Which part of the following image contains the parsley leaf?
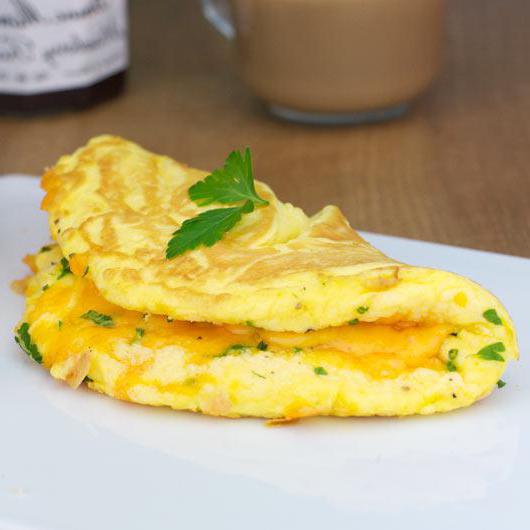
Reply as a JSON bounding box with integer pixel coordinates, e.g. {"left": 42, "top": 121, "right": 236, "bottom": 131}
{"left": 483, "top": 309, "right": 502, "bottom": 325}
{"left": 446, "top": 349, "right": 459, "bottom": 371}
{"left": 81, "top": 310, "right": 114, "bottom": 328}
{"left": 348, "top": 318, "right": 359, "bottom": 326}
{"left": 357, "top": 306, "right": 369, "bottom": 314}
{"left": 257, "top": 340, "right": 268, "bottom": 351}
{"left": 215, "top": 344, "right": 248, "bottom": 358}
{"left": 497, "top": 379, "right": 507, "bottom": 389}
{"left": 57, "top": 257, "right": 71, "bottom": 279}
{"left": 447, "top": 361, "right": 457, "bottom": 372}
{"left": 476, "top": 342, "right": 505, "bottom": 362}
{"left": 166, "top": 148, "right": 269, "bottom": 259}
{"left": 166, "top": 201, "right": 254, "bottom": 259}
{"left": 15, "top": 322, "right": 42, "bottom": 364}
{"left": 131, "top": 327, "right": 145, "bottom": 344}
{"left": 189, "top": 148, "right": 269, "bottom": 207}
{"left": 448, "top": 348, "right": 459, "bottom": 360}
{"left": 314, "top": 366, "right": 328, "bottom": 376}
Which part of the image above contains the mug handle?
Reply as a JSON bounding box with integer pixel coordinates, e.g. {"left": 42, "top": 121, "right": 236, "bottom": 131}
{"left": 201, "top": 0, "right": 235, "bottom": 39}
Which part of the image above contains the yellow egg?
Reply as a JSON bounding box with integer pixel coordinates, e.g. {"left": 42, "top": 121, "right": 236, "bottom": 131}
{"left": 12, "top": 136, "right": 518, "bottom": 419}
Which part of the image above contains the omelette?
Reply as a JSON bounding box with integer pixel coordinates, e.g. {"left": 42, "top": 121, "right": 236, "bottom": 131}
{"left": 15, "top": 135, "right": 518, "bottom": 418}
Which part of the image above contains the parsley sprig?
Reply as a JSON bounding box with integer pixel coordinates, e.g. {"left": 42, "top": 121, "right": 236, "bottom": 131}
{"left": 189, "top": 149, "right": 268, "bottom": 206}
{"left": 166, "top": 148, "right": 268, "bottom": 259}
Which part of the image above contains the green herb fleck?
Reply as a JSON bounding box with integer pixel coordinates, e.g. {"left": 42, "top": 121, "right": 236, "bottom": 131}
{"left": 81, "top": 310, "right": 114, "bottom": 328}
{"left": 497, "top": 379, "right": 506, "bottom": 388}
{"left": 57, "top": 320, "right": 63, "bottom": 330}
{"left": 245, "top": 320, "right": 256, "bottom": 327}
{"left": 483, "top": 309, "right": 502, "bottom": 326}
{"left": 348, "top": 318, "right": 359, "bottom": 326}
{"left": 131, "top": 327, "right": 145, "bottom": 344}
{"left": 357, "top": 306, "right": 369, "bottom": 314}
{"left": 40, "top": 245, "right": 52, "bottom": 253}
{"left": 447, "top": 361, "right": 458, "bottom": 372}
{"left": 15, "top": 323, "right": 42, "bottom": 364}
{"left": 251, "top": 370, "right": 266, "bottom": 379}
{"left": 215, "top": 344, "right": 247, "bottom": 358}
{"left": 166, "top": 148, "right": 269, "bottom": 258}
{"left": 257, "top": 340, "right": 268, "bottom": 351}
{"left": 293, "top": 347, "right": 303, "bottom": 353}
{"left": 42, "top": 284, "right": 49, "bottom": 291}
{"left": 448, "top": 348, "right": 458, "bottom": 360}
{"left": 84, "top": 376, "right": 93, "bottom": 383}
{"left": 57, "top": 257, "right": 71, "bottom": 279}
{"left": 446, "top": 348, "right": 459, "bottom": 371}
{"left": 476, "top": 342, "right": 505, "bottom": 362}
{"left": 314, "top": 366, "right": 328, "bottom": 376}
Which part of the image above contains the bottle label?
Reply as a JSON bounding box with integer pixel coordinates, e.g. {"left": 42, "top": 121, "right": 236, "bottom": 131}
{"left": 0, "top": 0, "right": 128, "bottom": 95}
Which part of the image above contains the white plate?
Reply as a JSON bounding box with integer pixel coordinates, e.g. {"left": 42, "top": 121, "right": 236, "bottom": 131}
{"left": 1, "top": 175, "right": 529, "bottom": 530}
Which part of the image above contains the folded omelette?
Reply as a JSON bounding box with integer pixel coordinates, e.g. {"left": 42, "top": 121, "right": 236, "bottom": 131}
{"left": 15, "top": 135, "right": 518, "bottom": 418}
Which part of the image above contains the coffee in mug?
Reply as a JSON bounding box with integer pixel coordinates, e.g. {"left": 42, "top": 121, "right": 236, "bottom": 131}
{"left": 202, "top": 0, "right": 445, "bottom": 124}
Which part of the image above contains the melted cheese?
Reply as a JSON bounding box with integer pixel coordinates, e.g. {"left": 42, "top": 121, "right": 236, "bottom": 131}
{"left": 69, "top": 253, "right": 89, "bottom": 276}
{"left": 26, "top": 272, "right": 451, "bottom": 385}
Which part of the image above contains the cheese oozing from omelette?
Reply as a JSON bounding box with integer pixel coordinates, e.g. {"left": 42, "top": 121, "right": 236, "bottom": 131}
{"left": 16, "top": 246, "right": 516, "bottom": 418}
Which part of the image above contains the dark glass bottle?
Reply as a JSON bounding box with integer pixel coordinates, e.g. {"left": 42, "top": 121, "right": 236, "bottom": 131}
{"left": 0, "top": 0, "right": 128, "bottom": 113}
